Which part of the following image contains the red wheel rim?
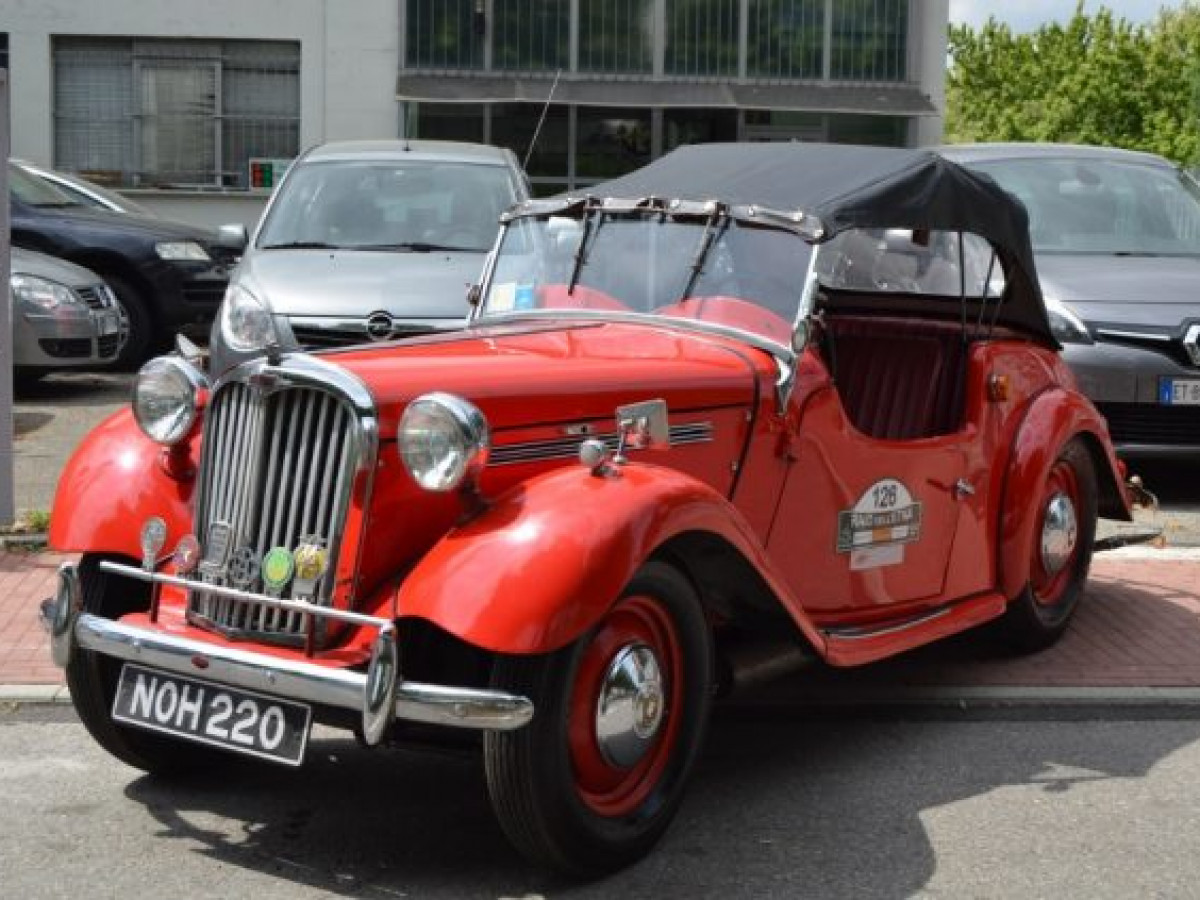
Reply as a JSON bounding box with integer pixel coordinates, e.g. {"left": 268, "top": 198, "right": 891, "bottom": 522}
{"left": 568, "top": 594, "right": 684, "bottom": 818}
{"left": 1030, "top": 459, "right": 1081, "bottom": 607}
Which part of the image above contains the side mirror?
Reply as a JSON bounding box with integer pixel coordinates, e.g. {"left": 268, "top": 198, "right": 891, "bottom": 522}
{"left": 217, "top": 223, "right": 249, "bottom": 252}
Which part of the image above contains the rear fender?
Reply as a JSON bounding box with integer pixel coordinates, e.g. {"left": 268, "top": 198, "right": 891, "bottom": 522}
{"left": 394, "top": 463, "right": 825, "bottom": 655}
{"left": 49, "top": 409, "right": 198, "bottom": 557}
{"left": 998, "top": 388, "right": 1129, "bottom": 600}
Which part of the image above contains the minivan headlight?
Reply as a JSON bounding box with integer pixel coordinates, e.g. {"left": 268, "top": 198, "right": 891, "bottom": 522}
{"left": 219, "top": 283, "right": 276, "bottom": 352}
{"left": 133, "top": 357, "right": 208, "bottom": 445}
{"left": 398, "top": 393, "right": 489, "bottom": 492}
{"left": 1046, "top": 297, "right": 1093, "bottom": 345}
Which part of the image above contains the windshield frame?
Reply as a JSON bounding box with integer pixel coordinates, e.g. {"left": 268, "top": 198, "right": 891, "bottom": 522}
{"left": 472, "top": 195, "right": 826, "bottom": 360}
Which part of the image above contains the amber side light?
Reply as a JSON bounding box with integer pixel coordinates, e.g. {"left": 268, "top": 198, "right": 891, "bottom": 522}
{"left": 987, "top": 374, "right": 1010, "bottom": 402}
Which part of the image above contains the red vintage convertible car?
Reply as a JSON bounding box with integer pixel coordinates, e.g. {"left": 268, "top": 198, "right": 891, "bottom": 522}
{"left": 42, "top": 142, "right": 1133, "bottom": 876}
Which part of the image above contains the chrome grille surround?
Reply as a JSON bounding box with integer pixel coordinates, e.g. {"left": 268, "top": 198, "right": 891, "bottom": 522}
{"left": 189, "top": 354, "right": 378, "bottom": 646}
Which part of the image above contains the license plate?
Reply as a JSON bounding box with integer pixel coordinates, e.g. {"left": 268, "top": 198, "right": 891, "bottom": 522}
{"left": 112, "top": 664, "right": 312, "bottom": 766}
{"left": 1159, "top": 378, "right": 1200, "bottom": 406}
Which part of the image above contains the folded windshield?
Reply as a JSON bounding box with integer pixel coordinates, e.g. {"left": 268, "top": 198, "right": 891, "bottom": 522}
{"left": 482, "top": 208, "right": 811, "bottom": 345}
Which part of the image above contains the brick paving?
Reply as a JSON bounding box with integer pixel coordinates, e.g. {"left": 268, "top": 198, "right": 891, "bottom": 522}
{"left": 2, "top": 550, "right": 1199, "bottom": 692}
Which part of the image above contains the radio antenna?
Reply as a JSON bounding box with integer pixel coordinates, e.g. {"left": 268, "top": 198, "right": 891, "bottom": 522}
{"left": 524, "top": 69, "right": 562, "bottom": 171}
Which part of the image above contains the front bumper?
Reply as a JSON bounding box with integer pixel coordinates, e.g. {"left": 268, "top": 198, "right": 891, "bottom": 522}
{"left": 1063, "top": 341, "right": 1200, "bottom": 457}
{"left": 15, "top": 308, "right": 122, "bottom": 367}
{"left": 41, "top": 562, "right": 533, "bottom": 742}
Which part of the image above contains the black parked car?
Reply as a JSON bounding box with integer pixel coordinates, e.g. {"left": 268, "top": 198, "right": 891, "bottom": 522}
{"left": 8, "top": 161, "right": 234, "bottom": 365}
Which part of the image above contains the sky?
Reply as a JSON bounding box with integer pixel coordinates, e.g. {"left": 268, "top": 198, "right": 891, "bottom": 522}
{"left": 949, "top": 0, "right": 1183, "bottom": 32}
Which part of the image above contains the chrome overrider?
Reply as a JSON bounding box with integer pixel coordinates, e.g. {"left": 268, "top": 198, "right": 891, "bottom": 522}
{"left": 41, "top": 561, "right": 534, "bottom": 743}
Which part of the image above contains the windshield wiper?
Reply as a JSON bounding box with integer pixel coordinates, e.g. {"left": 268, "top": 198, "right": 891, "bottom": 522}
{"left": 566, "top": 211, "right": 602, "bottom": 297}
{"left": 676, "top": 205, "right": 728, "bottom": 303}
{"left": 261, "top": 241, "right": 341, "bottom": 250}
{"left": 355, "top": 242, "right": 481, "bottom": 252}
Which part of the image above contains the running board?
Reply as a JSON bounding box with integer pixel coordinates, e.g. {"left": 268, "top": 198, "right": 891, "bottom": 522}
{"left": 821, "top": 591, "right": 1007, "bottom": 667}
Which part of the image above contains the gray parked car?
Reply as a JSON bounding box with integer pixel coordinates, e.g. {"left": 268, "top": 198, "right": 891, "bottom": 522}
{"left": 10, "top": 247, "right": 124, "bottom": 383}
{"left": 942, "top": 142, "right": 1200, "bottom": 459}
{"left": 212, "top": 140, "right": 529, "bottom": 376}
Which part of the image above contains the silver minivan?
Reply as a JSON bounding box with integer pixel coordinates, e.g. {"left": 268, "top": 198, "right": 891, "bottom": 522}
{"left": 212, "top": 140, "right": 529, "bottom": 375}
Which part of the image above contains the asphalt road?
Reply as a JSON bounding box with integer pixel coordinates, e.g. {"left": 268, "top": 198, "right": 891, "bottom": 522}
{"left": 3, "top": 704, "right": 1200, "bottom": 899}
{"left": 10, "top": 370, "right": 1200, "bottom": 545}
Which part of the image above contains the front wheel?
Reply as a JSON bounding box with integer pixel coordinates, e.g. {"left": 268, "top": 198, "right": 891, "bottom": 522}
{"left": 67, "top": 554, "right": 227, "bottom": 776}
{"left": 104, "top": 274, "right": 156, "bottom": 368}
{"left": 484, "top": 561, "right": 713, "bottom": 876}
{"left": 999, "top": 438, "right": 1097, "bottom": 652}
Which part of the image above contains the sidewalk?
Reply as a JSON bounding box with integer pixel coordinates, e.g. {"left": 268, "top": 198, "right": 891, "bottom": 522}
{"left": 3, "top": 549, "right": 1200, "bottom": 704}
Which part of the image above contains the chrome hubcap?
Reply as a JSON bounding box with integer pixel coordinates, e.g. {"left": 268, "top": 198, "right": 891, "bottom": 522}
{"left": 1040, "top": 491, "right": 1078, "bottom": 576}
{"left": 595, "top": 644, "right": 665, "bottom": 769}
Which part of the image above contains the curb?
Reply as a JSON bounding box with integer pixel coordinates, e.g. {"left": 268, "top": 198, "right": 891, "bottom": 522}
{"left": 0, "top": 684, "right": 70, "bottom": 704}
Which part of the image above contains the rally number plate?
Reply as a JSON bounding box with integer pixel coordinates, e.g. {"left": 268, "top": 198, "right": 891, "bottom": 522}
{"left": 112, "top": 664, "right": 312, "bottom": 766}
{"left": 1159, "top": 378, "right": 1200, "bottom": 406}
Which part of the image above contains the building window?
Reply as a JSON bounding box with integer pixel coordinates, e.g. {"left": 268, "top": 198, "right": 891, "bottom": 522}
{"left": 410, "top": 103, "right": 487, "bottom": 144}
{"left": 576, "top": 107, "right": 651, "bottom": 182}
{"left": 826, "top": 113, "right": 908, "bottom": 145}
{"left": 407, "top": 0, "right": 484, "bottom": 69}
{"left": 489, "top": 103, "right": 569, "bottom": 192}
{"left": 53, "top": 37, "right": 299, "bottom": 190}
{"left": 665, "top": 108, "right": 738, "bottom": 151}
{"left": 831, "top": 0, "right": 908, "bottom": 81}
{"left": 665, "top": 0, "right": 739, "bottom": 77}
{"left": 746, "top": 0, "right": 824, "bottom": 79}
{"left": 579, "top": 0, "right": 655, "bottom": 74}
{"left": 493, "top": 0, "right": 569, "bottom": 71}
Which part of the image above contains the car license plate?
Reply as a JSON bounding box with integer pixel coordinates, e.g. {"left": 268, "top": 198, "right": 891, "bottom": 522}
{"left": 1159, "top": 378, "right": 1200, "bottom": 406}
{"left": 112, "top": 664, "right": 311, "bottom": 766}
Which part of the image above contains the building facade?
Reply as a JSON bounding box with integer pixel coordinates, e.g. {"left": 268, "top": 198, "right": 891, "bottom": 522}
{"left": 2, "top": 0, "right": 946, "bottom": 223}
{"left": 400, "top": 0, "right": 948, "bottom": 194}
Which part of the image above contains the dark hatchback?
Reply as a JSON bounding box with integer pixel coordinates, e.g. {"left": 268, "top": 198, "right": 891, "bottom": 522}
{"left": 942, "top": 143, "right": 1200, "bottom": 459}
{"left": 8, "top": 162, "right": 235, "bottom": 365}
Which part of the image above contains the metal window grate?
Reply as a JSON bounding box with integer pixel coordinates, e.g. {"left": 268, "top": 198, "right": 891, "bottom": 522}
{"left": 53, "top": 36, "right": 300, "bottom": 189}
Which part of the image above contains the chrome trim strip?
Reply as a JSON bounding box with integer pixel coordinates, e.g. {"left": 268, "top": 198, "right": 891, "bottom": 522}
{"left": 73, "top": 612, "right": 534, "bottom": 731}
{"left": 1095, "top": 328, "right": 1172, "bottom": 342}
{"left": 821, "top": 605, "right": 952, "bottom": 641}
{"left": 489, "top": 422, "right": 714, "bottom": 466}
{"left": 100, "top": 562, "right": 390, "bottom": 630}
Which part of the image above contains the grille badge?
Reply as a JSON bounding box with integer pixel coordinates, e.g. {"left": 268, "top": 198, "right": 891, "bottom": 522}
{"left": 1183, "top": 323, "right": 1200, "bottom": 366}
{"left": 199, "top": 521, "right": 234, "bottom": 582}
{"left": 365, "top": 312, "right": 396, "bottom": 342}
{"left": 227, "top": 547, "right": 261, "bottom": 590}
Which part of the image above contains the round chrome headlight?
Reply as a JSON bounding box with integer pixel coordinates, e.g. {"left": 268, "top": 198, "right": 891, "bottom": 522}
{"left": 398, "top": 393, "right": 489, "bottom": 492}
{"left": 133, "top": 357, "right": 207, "bottom": 445}
{"left": 219, "top": 283, "right": 275, "bottom": 352}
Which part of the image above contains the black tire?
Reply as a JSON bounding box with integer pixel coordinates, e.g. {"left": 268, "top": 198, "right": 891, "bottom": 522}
{"left": 484, "top": 561, "right": 713, "bottom": 877}
{"left": 999, "top": 439, "right": 1097, "bottom": 652}
{"left": 13, "top": 368, "right": 46, "bottom": 392}
{"left": 66, "top": 554, "right": 227, "bottom": 776}
{"left": 104, "top": 274, "right": 156, "bottom": 368}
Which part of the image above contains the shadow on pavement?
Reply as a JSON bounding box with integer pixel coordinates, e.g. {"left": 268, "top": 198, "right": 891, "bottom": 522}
{"left": 121, "top": 706, "right": 1200, "bottom": 898}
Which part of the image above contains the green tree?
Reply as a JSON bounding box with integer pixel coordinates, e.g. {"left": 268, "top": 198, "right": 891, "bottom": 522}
{"left": 946, "top": 2, "right": 1200, "bottom": 165}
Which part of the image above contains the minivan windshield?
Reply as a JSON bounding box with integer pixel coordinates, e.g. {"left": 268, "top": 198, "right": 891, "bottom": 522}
{"left": 970, "top": 157, "right": 1200, "bottom": 256}
{"left": 257, "top": 160, "right": 517, "bottom": 252}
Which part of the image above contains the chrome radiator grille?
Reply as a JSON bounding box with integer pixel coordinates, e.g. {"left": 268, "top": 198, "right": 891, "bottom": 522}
{"left": 190, "top": 379, "right": 363, "bottom": 643}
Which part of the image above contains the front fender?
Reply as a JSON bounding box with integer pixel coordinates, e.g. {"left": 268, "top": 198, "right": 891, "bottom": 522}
{"left": 998, "top": 387, "right": 1128, "bottom": 600}
{"left": 395, "top": 463, "right": 824, "bottom": 655}
{"left": 49, "top": 409, "right": 197, "bottom": 557}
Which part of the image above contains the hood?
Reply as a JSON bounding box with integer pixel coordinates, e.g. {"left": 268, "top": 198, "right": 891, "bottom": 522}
{"left": 239, "top": 247, "right": 485, "bottom": 320}
{"left": 1037, "top": 253, "right": 1200, "bottom": 326}
{"left": 10, "top": 247, "right": 104, "bottom": 288}
{"left": 25, "top": 204, "right": 217, "bottom": 243}
{"left": 324, "top": 321, "right": 763, "bottom": 434}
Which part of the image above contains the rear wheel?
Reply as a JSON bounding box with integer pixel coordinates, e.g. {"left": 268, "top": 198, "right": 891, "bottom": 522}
{"left": 67, "top": 554, "right": 226, "bottom": 776}
{"left": 484, "top": 561, "right": 713, "bottom": 876}
{"left": 1000, "top": 439, "right": 1097, "bottom": 652}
